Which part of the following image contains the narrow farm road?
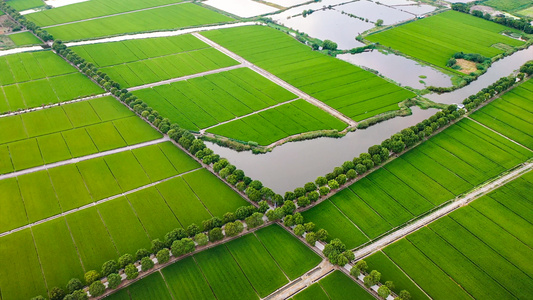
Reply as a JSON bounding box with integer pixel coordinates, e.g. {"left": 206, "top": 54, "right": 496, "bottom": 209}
{"left": 0, "top": 166, "right": 202, "bottom": 238}
{"left": 351, "top": 161, "right": 533, "bottom": 260}
{"left": 0, "top": 136, "right": 169, "bottom": 181}
{"left": 41, "top": 2, "right": 190, "bottom": 28}
{"left": 192, "top": 33, "right": 358, "bottom": 127}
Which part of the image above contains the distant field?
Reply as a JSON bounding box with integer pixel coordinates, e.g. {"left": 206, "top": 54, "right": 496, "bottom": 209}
{"left": 207, "top": 99, "right": 347, "bottom": 145}
{"left": 26, "top": 0, "right": 183, "bottom": 26}
{"left": 470, "top": 78, "right": 533, "bottom": 149}
{"left": 5, "top": 0, "right": 44, "bottom": 11}
{"left": 0, "top": 97, "right": 163, "bottom": 173}
{"left": 518, "top": 6, "right": 533, "bottom": 16}
{"left": 483, "top": 0, "right": 532, "bottom": 12}
{"left": 0, "top": 51, "right": 103, "bottom": 112}
{"left": 377, "top": 170, "right": 533, "bottom": 300}
{"left": 292, "top": 270, "right": 373, "bottom": 300}
{"left": 367, "top": 10, "right": 524, "bottom": 69}
{"left": 46, "top": 4, "right": 234, "bottom": 41}
{"left": 133, "top": 67, "right": 296, "bottom": 131}
{"left": 0, "top": 149, "right": 257, "bottom": 300}
{"left": 8, "top": 32, "right": 41, "bottom": 46}
{"left": 202, "top": 26, "right": 415, "bottom": 122}
{"left": 104, "top": 224, "right": 320, "bottom": 300}
{"left": 303, "top": 118, "right": 532, "bottom": 249}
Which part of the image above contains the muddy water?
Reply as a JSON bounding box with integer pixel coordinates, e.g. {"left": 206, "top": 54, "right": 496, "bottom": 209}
{"left": 207, "top": 107, "right": 438, "bottom": 193}
{"left": 338, "top": 50, "right": 452, "bottom": 89}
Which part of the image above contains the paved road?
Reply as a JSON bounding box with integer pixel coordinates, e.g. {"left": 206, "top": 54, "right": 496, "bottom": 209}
{"left": 0, "top": 137, "right": 169, "bottom": 181}
{"left": 193, "top": 33, "right": 357, "bottom": 127}
{"left": 352, "top": 161, "right": 533, "bottom": 260}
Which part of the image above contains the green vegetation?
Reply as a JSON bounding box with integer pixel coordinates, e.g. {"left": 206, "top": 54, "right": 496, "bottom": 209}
{"left": 518, "top": 6, "right": 533, "bottom": 16}
{"left": 293, "top": 270, "right": 373, "bottom": 300}
{"left": 133, "top": 67, "right": 296, "bottom": 131}
{"left": 207, "top": 99, "right": 347, "bottom": 146}
{"left": 380, "top": 171, "right": 533, "bottom": 299}
{"left": 367, "top": 11, "right": 524, "bottom": 70}
{"left": 303, "top": 118, "right": 532, "bottom": 249}
{"left": 471, "top": 78, "right": 533, "bottom": 149}
{"left": 6, "top": 0, "right": 44, "bottom": 11}
{"left": 8, "top": 32, "right": 41, "bottom": 46}
{"left": 483, "top": 0, "right": 532, "bottom": 12}
{"left": 203, "top": 26, "right": 415, "bottom": 122}
{"left": 0, "top": 51, "right": 103, "bottom": 112}
{"left": 46, "top": 4, "right": 234, "bottom": 41}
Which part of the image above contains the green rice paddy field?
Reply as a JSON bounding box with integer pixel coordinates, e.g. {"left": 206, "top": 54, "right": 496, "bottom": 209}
{"left": 292, "top": 270, "right": 374, "bottom": 300}
{"left": 483, "top": 0, "right": 533, "bottom": 12}
{"left": 470, "top": 78, "right": 533, "bottom": 149}
{"left": 132, "top": 67, "right": 297, "bottom": 130}
{"left": 0, "top": 96, "right": 162, "bottom": 173}
{"left": 45, "top": 4, "right": 234, "bottom": 41}
{"left": 367, "top": 170, "right": 533, "bottom": 300}
{"left": 7, "top": 32, "right": 42, "bottom": 46}
{"left": 0, "top": 148, "right": 252, "bottom": 300}
{"left": 6, "top": 0, "right": 44, "bottom": 11}
{"left": 104, "top": 224, "right": 321, "bottom": 300}
{"left": 207, "top": 99, "right": 347, "bottom": 145}
{"left": 0, "top": 51, "right": 103, "bottom": 112}
{"left": 202, "top": 26, "right": 416, "bottom": 122}
{"left": 72, "top": 34, "right": 238, "bottom": 88}
{"left": 367, "top": 11, "right": 524, "bottom": 69}
{"left": 26, "top": 0, "right": 183, "bottom": 26}
{"left": 303, "top": 118, "right": 532, "bottom": 249}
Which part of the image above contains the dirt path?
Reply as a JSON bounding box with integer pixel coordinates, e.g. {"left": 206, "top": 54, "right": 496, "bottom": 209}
{"left": 0, "top": 137, "right": 169, "bottom": 181}
{"left": 351, "top": 161, "right": 533, "bottom": 260}
{"left": 41, "top": 2, "right": 190, "bottom": 29}
{"left": 192, "top": 33, "right": 357, "bottom": 127}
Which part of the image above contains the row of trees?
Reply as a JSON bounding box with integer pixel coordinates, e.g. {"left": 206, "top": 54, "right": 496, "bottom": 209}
{"left": 0, "top": 1, "right": 53, "bottom": 41}
{"left": 452, "top": 3, "right": 533, "bottom": 34}
{"left": 350, "top": 261, "right": 412, "bottom": 300}
{"left": 32, "top": 203, "right": 271, "bottom": 300}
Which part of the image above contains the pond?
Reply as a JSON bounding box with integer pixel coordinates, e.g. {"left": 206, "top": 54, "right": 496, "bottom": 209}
{"left": 275, "top": 9, "right": 371, "bottom": 49}
{"left": 393, "top": 4, "right": 437, "bottom": 16}
{"left": 334, "top": 0, "right": 415, "bottom": 25}
{"left": 426, "top": 46, "right": 533, "bottom": 105}
{"left": 338, "top": 50, "right": 453, "bottom": 89}
{"left": 207, "top": 106, "right": 438, "bottom": 193}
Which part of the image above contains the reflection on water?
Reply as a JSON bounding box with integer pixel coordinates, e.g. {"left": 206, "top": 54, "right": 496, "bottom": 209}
{"left": 207, "top": 107, "right": 438, "bottom": 193}
{"left": 338, "top": 50, "right": 452, "bottom": 89}
{"left": 426, "top": 46, "right": 533, "bottom": 105}
{"left": 334, "top": 1, "right": 414, "bottom": 25}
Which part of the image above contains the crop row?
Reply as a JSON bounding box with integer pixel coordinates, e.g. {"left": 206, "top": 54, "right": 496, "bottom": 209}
{"left": 133, "top": 67, "right": 296, "bottom": 131}
{"left": 0, "top": 51, "right": 77, "bottom": 85}
{"left": 45, "top": 4, "right": 234, "bottom": 41}
{"left": 207, "top": 99, "right": 348, "bottom": 146}
{"left": 378, "top": 171, "right": 533, "bottom": 299}
{"left": 202, "top": 25, "right": 416, "bottom": 122}
{"left": 7, "top": 31, "right": 41, "bottom": 46}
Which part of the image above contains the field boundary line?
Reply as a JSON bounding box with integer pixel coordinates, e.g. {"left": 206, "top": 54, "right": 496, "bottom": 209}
{"left": 200, "top": 97, "right": 300, "bottom": 134}
{"left": 0, "top": 92, "right": 111, "bottom": 118}
{"left": 0, "top": 167, "right": 203, "bottom": 238}
{"left": 158, "top": 270, "right": 177, "bottom": 300}
{"left": 223, "top": 243, "right": 263, "bottom": 298}
{"left": 466, "top": 116, "right": 533, "bottom": 152}
{"left": 127, "top": 64, "right": 246, "bottom": 92}
{"left": 253, "top": 231, "right": 291, "bottom": 282}
{"left": 0, "top": 137, "right": 169, "bottom": 180}
{"left": 192, "top": 32, "right": 357, "bottom": 127}
{"left": 41, "top": 1, "right": 191, "bottom": 29}
{"left": 351, "top": 161, "right": 533, "bottom": 260}
{"left": 327, "top": 199, "right": 371, "bottom": 240}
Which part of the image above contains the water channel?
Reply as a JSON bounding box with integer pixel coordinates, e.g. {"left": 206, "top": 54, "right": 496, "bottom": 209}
{"left": 208, "top": 45, "right": 532, "bottom": 193}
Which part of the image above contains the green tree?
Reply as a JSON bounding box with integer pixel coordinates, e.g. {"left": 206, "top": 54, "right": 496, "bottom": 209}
{"left": 336, "top": 174, "right": 347, "bottom": 185}
{"left": 378, "top": 285, "right": 390, "bottom": 299}
{"left": 294, "top": 224, "right": 305, "bottom": 236}
{"left": 89, "top": 281, "right": 105, "bottom": 297}
{"left": 186, "top": 223, "right": 200, "bottom": 237}
{"left": 258, "top": 200, "right": 269, "bottom": 213}
{"left": 71, "top": 290, "right": 88, "bottom": 300}
{"left": 284, "top": 214, "right": 295, "bottom": 227}
{"left": 304, "top": 222, "right": 315, "bottom": 232}
{"left": 141, "top": 257, "right": 154, "bottom": 272}
{"left": 66, "top": 278, "right": 83, "bottom": 294}
{"left": 293, "top": 213, "right": 304, "bottom": 225}
{"left": 315, "top": 176, "right": 327, "bottom": 186}
{"left": 151, "top": 238, "right": 165, "bottom": 254}
{"left": 297, "top": 196, "right": 310, "bottom": 207}
{"left": 245, "top": 212, "right": 264, "bottom": 229}
{"left": 124, "top": 264, "right": 138, "bottom": 280}
{"left": 223, "top": 212, "right": 236, "bottom": 224}
{"left": 355, "top": 164, "right": 367, "bottom": 175}
{"left": 353, "top": 260, "right": 368, "bottom": 276}
{"left": 319, "top": 186, "right": 330, "bottom": 196}
{"left": 346, "top": 169, "right": 357, "bottom": 179}
{"left": 282, "top": 200, "right": 296, "bottom": 215}
{"left": 386, "top": 281, "right": 395, "bottom": 290}
{"left": 156, "top": 248, "right": 170, "bottom": 264}
{"left": 322, "top": 39, "right": 338, "bottom": 50}
{"left": 195, "top": 233, "right": 208, "bottom": 246}
{"left": 294, "top": 187, "right": 306, "bottom": 198}
{"left": 118, "top": 253, "right": 134, "bottom": 269}
{"left": 305, "top": 232, "right": 317, "bottom": 245}
{"left": 316, "top": 229, "right": 328, "bottom": 241}
{"left": 399, "top": 290, "right": 411, "bottom": 300}
{"left": 101, "top": 260, "right": 118, "bottom": 277}
{"left": 171, "top": 238, "right": 195, "bottom": 257}
{"left": 49, "top": 287, "right": 65, "bottom": 300}
{"left": 107, "top": 273, "right": 121, "bottom": 289}
{"left": 266, "top": 207, "right": 284, "bottom": 221}
{"left": 84, "top": 270, "right": 100, "bottom": 285}
{"left": 328, "top": 179, "right": 339, "bottom": 190}
{"left": 135, "top": 248, "right": 150, "bottom": 261}
{"left": 225, "top": 221, "right": 244, "bottom": 236}
{"left": 308, "top": 191, "right": 319, "bottom": 202}
{"left": 209, "top": 227, "right": 224, "bottom": 242}
{"left": 376, "top": 19, "right": 384, "bottom": 26}
{"left": 304, "top": 182, "right": 317, "bottom": 192}
{"left": 31, "top": 296, "right": 46, "bottom": 300}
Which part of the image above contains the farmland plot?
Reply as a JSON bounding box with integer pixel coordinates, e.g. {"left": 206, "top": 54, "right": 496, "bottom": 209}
{"left": 303, "top": 118, "right": 531, "bottom": 249}
{"left": 0, "top": 51, "right": 103, "bottom": 112}
{"left": 377, "top": 171, "right": 533, "bottom": 300}
{"left": 202, "top": 25, "right": 415, "bottom": 121}
{"left": 45, "top": 4, "right": 234, "bottom": 41}
{"left": 8, "top": 32, "right": 41, "bottom": 46}
{"left": 367, "top": 11, "right": 524, "bottom": 69}
{"left": 293, "top": 270, "right": 373, "bottom": 300}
